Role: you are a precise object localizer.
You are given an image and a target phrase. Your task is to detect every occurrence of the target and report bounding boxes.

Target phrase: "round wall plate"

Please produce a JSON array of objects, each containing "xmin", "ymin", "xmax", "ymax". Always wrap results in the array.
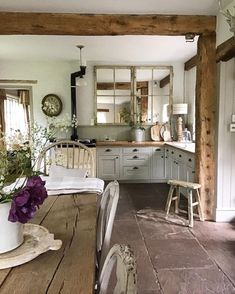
[{"xmin": 41, "ymin": 94, "xmax": 62, "ymax": 117}]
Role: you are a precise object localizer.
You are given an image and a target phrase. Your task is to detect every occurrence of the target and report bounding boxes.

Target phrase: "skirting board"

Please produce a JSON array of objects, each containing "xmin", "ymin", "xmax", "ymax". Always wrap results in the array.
[{"xmin": 215, "ymin": 208, "xmax": 235, "ymax": 222}]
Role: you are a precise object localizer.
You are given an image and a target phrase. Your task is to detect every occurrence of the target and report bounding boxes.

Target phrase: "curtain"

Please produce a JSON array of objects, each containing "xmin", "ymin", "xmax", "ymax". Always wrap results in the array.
[
  {"xmin": 0, "ymin": 89, "xmax": 6, "ymax": 133},
  {"xmin": 18, "ymin": 90, "xmax": 30, "ymax": 134},
  {"xmin": 4, "ymin": 91, "xmax": 29, "ymax": 136}
]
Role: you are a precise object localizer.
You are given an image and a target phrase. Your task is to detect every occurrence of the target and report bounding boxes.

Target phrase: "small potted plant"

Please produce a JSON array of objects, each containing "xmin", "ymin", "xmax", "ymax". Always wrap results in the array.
[{"xmin": 120, "ymin": 107, "xmax": 145, "ymax": 142}]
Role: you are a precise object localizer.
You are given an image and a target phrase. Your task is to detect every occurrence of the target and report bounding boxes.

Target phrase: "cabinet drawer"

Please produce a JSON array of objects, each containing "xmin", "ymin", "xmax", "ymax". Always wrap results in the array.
[
  {"xmin": 122, "ymin": 147, "xmax": 150, "ymax": 154},
  {"xmin": 152, "ymin": 147, "xmax": 164, "ymax": 156},
  {"xmin": 123, "ymin": 154, "xmax": 149, "ymax": 166},
  {"xmin": 122, "ymin": 166, "xmax": 149, "ymax": 179},
  {"xmin": 97, "ymin": 147, "xmax": 121, "ymax": 156}
]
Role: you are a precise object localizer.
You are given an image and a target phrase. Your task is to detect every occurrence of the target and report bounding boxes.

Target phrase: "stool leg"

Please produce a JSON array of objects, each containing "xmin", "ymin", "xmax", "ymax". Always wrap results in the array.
[
  {"xmin": 175, "ymin": 186, "xmax": 180, "ymax": 214},
  {"xmin": 188, "ymin": 189, "xmax": 194, "ymax": 228},
  {"xmin": 195, "ymin": 189, "xmax": 204, "ymax": 221},
  {"xmin": 165, "ymin": 185, "xmax": 175, "ymax": 218}
]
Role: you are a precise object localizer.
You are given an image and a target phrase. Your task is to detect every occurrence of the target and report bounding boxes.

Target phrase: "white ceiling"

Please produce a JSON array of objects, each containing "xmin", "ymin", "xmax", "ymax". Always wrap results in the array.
[{"xmin": 0, "ymin": 0, "xmax": 231, "ymax": 63}]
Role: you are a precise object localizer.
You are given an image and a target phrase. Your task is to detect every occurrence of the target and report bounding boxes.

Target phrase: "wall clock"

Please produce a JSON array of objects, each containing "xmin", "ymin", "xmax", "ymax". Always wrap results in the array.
[{"xmin": 41, "ymin": 94, "xmax": 62, "ymax": 117}]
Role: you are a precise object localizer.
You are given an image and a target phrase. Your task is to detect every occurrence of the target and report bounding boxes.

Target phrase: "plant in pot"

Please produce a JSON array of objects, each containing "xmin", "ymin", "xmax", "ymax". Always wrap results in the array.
[
  {"xmin": 120, "ymin": 107, "xmax": 145, "ymax": 142},
  {"xmin": 0, "ymin": 125, "xmax": 51, "ymax": 254}
]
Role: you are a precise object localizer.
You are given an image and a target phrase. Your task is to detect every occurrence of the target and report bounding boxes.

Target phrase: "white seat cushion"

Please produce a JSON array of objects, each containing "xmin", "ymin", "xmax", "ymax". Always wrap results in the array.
[{"xmin": 49, "ymin": 165, "xmax": 88, "ymax": 178}]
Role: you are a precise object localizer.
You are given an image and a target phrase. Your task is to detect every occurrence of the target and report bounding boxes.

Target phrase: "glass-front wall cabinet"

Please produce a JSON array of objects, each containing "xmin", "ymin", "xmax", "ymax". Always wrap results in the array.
[{"xmin": 94, "ymin": 65, "xmax": 173, "ymax": 125}]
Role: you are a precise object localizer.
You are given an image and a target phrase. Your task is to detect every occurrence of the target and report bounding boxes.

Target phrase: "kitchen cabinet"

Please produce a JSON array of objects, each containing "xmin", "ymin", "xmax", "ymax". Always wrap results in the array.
[
  {"xmin": 97, "ymin": 147, "xmax": 120, "ymax": 180},
  {"xmin": 151, "ymin": 147, "xmax": 165, "ymax": 180},
  {"xmin": 121, "ymin": 147, "xmax": 151, "ymax": 180},
  {"xmin": 96, "ymin": 143, "xmax": 194, "ymax": 182},
  {"xmin": 165, "ymin": 146, "xmax": 194, "ymax": 182}
]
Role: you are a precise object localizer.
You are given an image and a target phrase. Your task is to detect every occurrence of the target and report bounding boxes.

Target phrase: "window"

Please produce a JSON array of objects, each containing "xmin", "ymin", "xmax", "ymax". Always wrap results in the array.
[
  {"xmin": 94, "ymin": 66, "xmax": 173, "ymax": 125},
  {"xmin": 2, "ymin": 89, "xmax": 30, "ymax": 137}
]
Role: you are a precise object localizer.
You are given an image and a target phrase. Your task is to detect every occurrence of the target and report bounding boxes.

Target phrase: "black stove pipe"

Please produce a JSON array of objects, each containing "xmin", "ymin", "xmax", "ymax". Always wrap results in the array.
[{"xmin": 70, "ymin": 66, "xmax": 86, "ymax": 141}]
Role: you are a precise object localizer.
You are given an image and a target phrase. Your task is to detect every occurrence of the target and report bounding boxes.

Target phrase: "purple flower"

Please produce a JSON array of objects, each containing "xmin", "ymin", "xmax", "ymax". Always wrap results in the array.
[{"xmin": 8, "ymin": 176, "xmax": 48, "ymax": 224}]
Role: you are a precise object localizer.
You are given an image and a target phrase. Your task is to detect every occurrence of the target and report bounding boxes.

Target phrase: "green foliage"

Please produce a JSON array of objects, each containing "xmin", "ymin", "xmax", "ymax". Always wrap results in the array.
[{"xmin": 120, "ymin": 107, "xmax": 145, "ymax": 130}]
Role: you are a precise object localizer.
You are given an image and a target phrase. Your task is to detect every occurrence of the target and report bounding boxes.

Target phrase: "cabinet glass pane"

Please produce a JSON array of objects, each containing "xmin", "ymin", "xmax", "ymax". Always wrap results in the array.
[
  {"xmin": 115, "ymin": 96, "xmax": 131, "ymax": 124},
  {"xmin": 97, "ymin": 69, "xmax": 114, "ymax": 95},
  {"xmin": 115, "ymin": 68, "xmax": 131, "ymax": 94},
  {"xmin": 97, "ymin": 96, "xmax": 114, "ymax": 124}
]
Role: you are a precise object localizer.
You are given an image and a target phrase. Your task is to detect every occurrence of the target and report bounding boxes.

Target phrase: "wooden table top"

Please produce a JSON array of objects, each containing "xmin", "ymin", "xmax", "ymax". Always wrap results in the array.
[{"xmin": 0, "ymin": 193, "xmax": 97, "ymax": 294}]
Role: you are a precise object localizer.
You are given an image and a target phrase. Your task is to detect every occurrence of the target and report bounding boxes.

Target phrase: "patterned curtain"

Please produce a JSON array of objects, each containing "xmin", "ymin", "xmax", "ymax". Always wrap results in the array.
[
  {"xmin": 18, "ymin": 90, "xmax": 30, "ymax": 133},
  {"xmin": 0, "ymin": 89, "xmax": 6, "ymax": 133}
]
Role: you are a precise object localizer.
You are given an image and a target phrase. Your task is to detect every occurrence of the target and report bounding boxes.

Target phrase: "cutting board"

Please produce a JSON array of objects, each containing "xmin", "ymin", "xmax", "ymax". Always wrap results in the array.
[
  {"xmin": 160, "ymin": 124, "xmax": 171, "ymax": 142},
  {"xmin": 150, "ymin": 124, "xmax": 161, "ymax": 141}
]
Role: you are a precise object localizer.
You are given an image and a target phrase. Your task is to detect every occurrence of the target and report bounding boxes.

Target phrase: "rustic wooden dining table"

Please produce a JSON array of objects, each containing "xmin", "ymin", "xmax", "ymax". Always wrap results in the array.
[{"xmin": 0, "ymin": 193, "xmax": 97, "ymax": 294}]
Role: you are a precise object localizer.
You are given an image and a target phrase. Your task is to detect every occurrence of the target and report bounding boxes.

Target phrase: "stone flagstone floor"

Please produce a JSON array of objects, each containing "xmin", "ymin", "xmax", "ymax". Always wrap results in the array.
[{"xmin": 110, "ymin": 183, "xmax": 235, "ymax": 294}]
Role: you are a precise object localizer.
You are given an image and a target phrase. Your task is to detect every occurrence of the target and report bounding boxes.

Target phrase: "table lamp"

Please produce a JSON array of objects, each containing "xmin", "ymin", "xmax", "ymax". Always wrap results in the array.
[{"xmin": 172, "ymin": 103, "xmax": 188, "ymax": 142}]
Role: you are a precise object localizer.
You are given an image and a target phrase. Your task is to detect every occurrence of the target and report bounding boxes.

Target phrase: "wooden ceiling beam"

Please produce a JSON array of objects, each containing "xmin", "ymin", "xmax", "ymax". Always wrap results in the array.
[
  {"xmin": 216, "ymin": 37, "xmax": 235, "ymax": 62},
  {"xmin": 185, "ymin": 36, "xmax": 235, "ymax": 70},
  {"xmin": 0, "ymin": 12, "xmax": 216, "ymax": 36},
  {"xmin": 184, "ymin": 55, "xmax": 198, "ymax": 71},
  {"xmin": 159, "ymin": 75, "xmax": 170, "ymax": 88}
]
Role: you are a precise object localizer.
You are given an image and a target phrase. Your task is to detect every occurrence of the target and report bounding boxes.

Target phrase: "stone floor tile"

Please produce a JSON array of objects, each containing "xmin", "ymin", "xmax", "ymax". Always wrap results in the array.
[
  {"xmin": 136, "ymin": 210, "xmax": 194, "ymax": 240},
  {"xmin": 158, "ymin": 267, "xmax": 235, "ymax": 294},
  {"xmin": 146, "ymin": 238, "xmax": 214, "ymax": 269},
  {"xmin": 111, "ymin": 219, "xmax": 142, "ymax": 244}
]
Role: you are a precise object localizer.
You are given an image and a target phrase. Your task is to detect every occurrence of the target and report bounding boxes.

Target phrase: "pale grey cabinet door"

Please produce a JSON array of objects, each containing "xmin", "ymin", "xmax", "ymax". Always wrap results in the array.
[
  {"xmin": 97, "ymin": 155, "xmax": 120, "ymax": 180},
  {"xmin": 151, "ymin": 147, "xmax": 165, "ymax": 180}
]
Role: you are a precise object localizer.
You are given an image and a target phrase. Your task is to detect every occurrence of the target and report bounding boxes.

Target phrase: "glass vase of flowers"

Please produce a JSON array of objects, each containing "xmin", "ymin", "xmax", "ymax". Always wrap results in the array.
[{"xmin": 0, "ymin": 124, "xmax": 55, "ymax": 253}]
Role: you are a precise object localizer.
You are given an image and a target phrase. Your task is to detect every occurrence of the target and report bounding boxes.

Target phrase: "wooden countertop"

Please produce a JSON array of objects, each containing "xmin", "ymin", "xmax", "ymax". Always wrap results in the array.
[
  {"xmin": 96, "ymin": 140, "xmax": 195, "ymax": 153},
  {"xmin": 97, "ymin": 140, "xmax": 165, "ymax": 147}
]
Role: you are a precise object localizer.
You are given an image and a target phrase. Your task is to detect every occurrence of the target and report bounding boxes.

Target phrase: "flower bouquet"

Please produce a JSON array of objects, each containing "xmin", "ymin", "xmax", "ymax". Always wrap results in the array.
[{"xmin": 0, "ymin": 125, "xmax": 51, "ymax": 253}]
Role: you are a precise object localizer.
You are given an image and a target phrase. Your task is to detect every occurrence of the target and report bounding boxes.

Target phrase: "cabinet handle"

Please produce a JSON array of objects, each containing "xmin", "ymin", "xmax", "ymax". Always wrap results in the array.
[
  {"xmin": 105, "ymin": 149, "xmax": 111, "ymax": 152},
  {"xmin": 133, "ymin": 166, "xmax": 139, "ymax": 170},
  {"xmin": 161, "ymin": 156, "xmax": 164, "ymax": 158},
  {"xmin": 133, "ymin": 149, "xmax": 138, "ymax": 152},
  {"xmin": 179, "ymin": 154, "xmax": 182, "ymax": 158},
  {"xmin": 192, "ymin": 171, "xmax": 195, "ymax": 174},
  {"xmin": 115, "ymin": 157, "xmax": 119, "ymax": 159},
  {"xmin": 133, "ymin": 155, "xmax": 138, "ymax": 159},
  {"xmin": 155, "ymin": 149, "xmax": 161, "ymax": 152},
  {"xmin": 166, "ymin": 149, "xmax": 169, "ymax": 151},
  {"xmin": 171, "ymin": 151, "xmax": 174, "ymax": 154},
  {"xmin": 188, "ymin": 158, "xmax": 192, "ymax": 162},
  {"xmin": 165, "ymin": 156, "xmax": 168, "ymax": 159}
]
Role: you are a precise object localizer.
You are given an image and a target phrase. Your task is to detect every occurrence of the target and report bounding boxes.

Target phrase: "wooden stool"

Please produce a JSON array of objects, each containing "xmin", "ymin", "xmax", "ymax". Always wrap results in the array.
[{"xmin": 165, "ymin": 180, "xmax": 204, "ymax": 227}]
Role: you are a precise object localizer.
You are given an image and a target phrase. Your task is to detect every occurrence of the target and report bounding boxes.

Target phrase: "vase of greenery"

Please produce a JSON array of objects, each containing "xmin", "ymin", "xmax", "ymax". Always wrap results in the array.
[
  {"xmin": 120, "ymin": 107, "xmax": 145, "ymax": 142},
  {"xmin": 0, "ymin": 125, "xmax": 51, "ymax": 253},
  {"xmin": 130, "ymin": 126, "xmax": 145, "ymax": 142}
]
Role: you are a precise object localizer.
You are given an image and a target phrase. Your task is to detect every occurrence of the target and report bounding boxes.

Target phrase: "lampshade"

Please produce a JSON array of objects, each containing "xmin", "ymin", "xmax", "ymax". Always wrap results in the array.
[
  {"xmin": 172, "ymin": 103, "xmax": 188, "ymax": 115},
  {"xmin": 76, "ymin": 77, "xmax": 87, "ymax": 87},
  {"xmin": 75, "ymin": 45, "xmax": 87, "ymax": 87}
]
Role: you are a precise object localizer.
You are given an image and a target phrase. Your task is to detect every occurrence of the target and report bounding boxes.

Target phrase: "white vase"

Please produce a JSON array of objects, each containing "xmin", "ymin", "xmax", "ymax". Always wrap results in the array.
[
  {"xmin": 131, "ymin": 128, "xmax": 145, "ymax": 142},
  {"xmin": 0, "ymin": 202, "xmax": 24, "ymax": 254}
]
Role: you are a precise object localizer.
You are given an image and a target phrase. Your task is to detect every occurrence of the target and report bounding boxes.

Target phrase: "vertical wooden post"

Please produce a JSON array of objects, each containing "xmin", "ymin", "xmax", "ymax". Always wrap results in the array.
[{"xmin": 195, "ymin": 33, "xmax": 216, "ymax": 220}]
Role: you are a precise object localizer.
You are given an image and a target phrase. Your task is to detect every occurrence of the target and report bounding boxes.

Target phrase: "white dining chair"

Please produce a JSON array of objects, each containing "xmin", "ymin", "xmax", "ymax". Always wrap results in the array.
[
  {"xmin": 35, "ymin": 140, "xmax": 94, "ymax": 177},
  {"xmin": 97, "ymin": 244, "xmax": 137, "ymax": 294},
  {"xmin": 97, "ymin": 180, "xmax": 120, "ymax": 270}
]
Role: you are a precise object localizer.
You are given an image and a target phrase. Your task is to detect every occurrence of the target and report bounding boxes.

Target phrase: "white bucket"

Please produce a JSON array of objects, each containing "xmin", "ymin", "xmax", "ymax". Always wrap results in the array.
[
  {"xmin": 0, "ymin": 202, "xmax": 24, "ymax": 254},
  {"xmin": 131, "ymin": 128, "xmax": 145, "ymax": 142}
]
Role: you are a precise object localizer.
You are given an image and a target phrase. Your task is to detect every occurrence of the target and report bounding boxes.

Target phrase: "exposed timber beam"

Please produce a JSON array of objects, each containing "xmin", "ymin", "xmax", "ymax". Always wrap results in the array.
[
  {"xmin": 216, "ymin": 37, "xmax": 235, "ymax": 62},
  {"xmin": 0, "ymin": 12, "xmax": 216, "ymax": 36},
  {"xmin": 195, "ymin": 33, "xmax": 216, "ymax": 220},
  {"xmin": 184, "ymin": 36, "xmax": 235, "ymax": 70},
  {"xmin": 159, "ymin": 75, "xmax": 170, "ymax": 88},
  {"xmin": 184, "ymin": 56, "xmax": 198, "ymax": 71}
]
